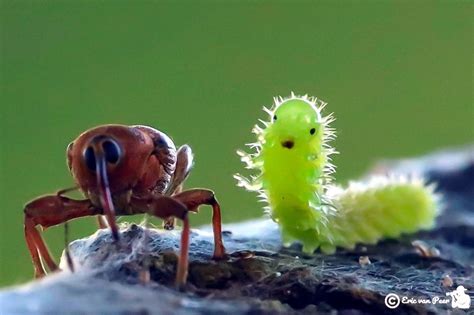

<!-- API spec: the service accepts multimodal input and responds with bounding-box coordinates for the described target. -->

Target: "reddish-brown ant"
[24,124,226,287]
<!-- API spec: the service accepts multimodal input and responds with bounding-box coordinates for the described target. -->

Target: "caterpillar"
[235,93,440,254]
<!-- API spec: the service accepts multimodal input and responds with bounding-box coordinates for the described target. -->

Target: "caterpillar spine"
[235,94,440,253]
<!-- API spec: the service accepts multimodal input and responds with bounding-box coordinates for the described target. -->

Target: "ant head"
[67,125,153,198]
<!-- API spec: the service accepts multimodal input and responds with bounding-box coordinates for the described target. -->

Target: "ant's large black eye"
[310,128,316,135]
[273,115,277,121]
[102,140,121,164]
[84,147,96,171]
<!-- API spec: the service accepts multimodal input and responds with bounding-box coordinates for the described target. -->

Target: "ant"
[24,125,226,287]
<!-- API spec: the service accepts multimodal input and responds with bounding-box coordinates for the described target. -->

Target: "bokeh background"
[1,1,472,287]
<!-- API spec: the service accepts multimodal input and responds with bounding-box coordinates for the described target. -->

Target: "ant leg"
[56,186,79,196]
[25,219,60,272]
[176,213,190,289]
[172,189,226,259]
[162,184,183,230]
[131,196,190,288]
[24,194,99,277]
[24,222,44,278]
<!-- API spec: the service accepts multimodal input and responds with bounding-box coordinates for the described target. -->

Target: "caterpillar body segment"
[314,176,439,253]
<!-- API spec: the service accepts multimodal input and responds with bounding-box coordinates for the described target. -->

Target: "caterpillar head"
[267,97,324,152]
[236,93,337,193]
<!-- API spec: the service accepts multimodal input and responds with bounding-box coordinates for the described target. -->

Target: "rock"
[1,145,473,314]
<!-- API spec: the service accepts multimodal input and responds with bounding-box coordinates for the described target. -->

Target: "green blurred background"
[0,1,472,287]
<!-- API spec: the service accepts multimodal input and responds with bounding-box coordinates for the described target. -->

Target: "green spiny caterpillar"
[235,93,440,253]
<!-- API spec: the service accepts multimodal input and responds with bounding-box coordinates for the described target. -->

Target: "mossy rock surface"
[1,145,473,315]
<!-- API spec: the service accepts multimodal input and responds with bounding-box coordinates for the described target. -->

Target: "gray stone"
[1,145,473,315]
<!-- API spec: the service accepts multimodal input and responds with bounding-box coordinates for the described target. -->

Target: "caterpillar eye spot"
[281,140,294,149]
[273,115,277,121]
[310,128,316,135]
